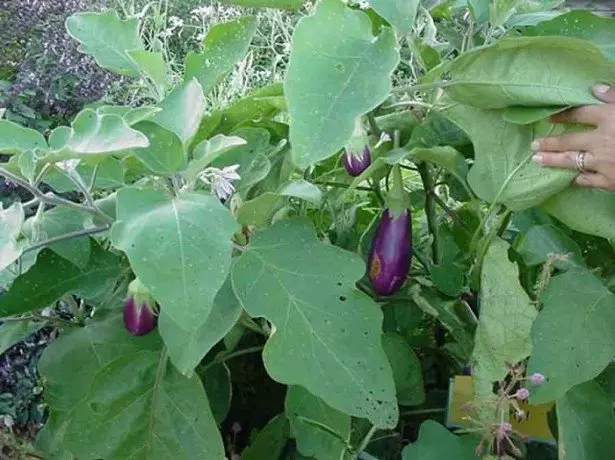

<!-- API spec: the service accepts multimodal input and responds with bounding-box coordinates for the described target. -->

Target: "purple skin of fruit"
[123,296,158,336]
[343,146,371,177]
[368,208,412,296]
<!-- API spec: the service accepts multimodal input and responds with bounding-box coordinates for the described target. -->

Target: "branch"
[23,225,110,254]
[418,163,442,264]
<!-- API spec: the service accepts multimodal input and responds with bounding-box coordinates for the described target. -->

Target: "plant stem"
[22,225,110,254]
[383,100,434,111]
[0,167,114,224]
[315,181,372,192]
[366,111,382,137]
[201,346,264,373]
[400,407,446,417]
[392,80,452,95]
[418,163,441,264]
[429,191,472,234]
[355,425,379,458]
[369,179,385,206]
[240,317,268,337]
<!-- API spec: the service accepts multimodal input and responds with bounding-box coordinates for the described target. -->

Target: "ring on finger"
[575,151,587,173]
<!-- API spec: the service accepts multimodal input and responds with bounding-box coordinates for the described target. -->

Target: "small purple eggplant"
[123,278,158,336]
[343,145,371,177]
[368,208,412,296]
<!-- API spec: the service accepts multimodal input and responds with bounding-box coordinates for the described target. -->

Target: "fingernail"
[531,140,541,152]
[593,84,611,94]
[531,155,543,165]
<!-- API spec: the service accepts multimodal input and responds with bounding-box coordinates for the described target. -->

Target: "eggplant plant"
[1,1,615,459]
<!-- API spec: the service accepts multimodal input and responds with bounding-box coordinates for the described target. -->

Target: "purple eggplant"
[123,278,158,336]
[342,145,371,177]
[368,208,412,296]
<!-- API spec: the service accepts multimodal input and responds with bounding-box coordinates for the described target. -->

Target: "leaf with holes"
[232,218,398,427]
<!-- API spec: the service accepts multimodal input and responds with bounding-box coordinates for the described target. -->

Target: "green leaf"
[402,420,477,460]
[232,219,398,427]
[431,262,465,297]
[96,105,161,126]
[541,187,615,240]
[183,134,247,183]
[0,242,122,317]
[236,192,283,227]
[369,0,419,34]
[528,267,615,403]
[0,203,24,273]
[0,119,47,155]
[152,79,206,144]
[410,111,470,148]
[128,50,166,97]
[524,10,615,61]
[132,121,185,174]
[110,188,238,375]
[472,239,537,397]
[49,109,149,160]
[242,414,290,460]
[285,0,399,168]
[381,332,425,406]
[443,103,573,211]
[0,321,42,355]
[411,146,470,196]
[278,179,322,205]
[446,36,615,108]
[201,363,232,424]
[557,380,615,459]
[285,386,351,460]
[172,278,243,377]
[22,207,92,268]
[501,106,569,125]
[45,157,125,192]
[219,0,304,9]
[42,339,224,458]
[185,17,257,94]
[468,0,490,23]
[513,224,582,269]
[66,10,143,76]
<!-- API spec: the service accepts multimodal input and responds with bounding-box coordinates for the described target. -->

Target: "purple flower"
[123,278,158,336]
[496,422,513,440]
[342,145,371,177]
[515,388,530,401]
[529,373,546,386]
[199,165,241,200]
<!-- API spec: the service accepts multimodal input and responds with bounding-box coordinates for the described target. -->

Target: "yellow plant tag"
[446,376,556,444]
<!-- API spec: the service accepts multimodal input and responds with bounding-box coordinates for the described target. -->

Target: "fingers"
[549,105,607,125]
[593,84,615,104]
[575,173,614,190]
[533,150,599,171]
[532,130,595,153]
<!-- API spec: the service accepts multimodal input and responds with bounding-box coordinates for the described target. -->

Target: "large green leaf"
[38,313,225,459]
[183,135,246,183]
[410,145,470,195]
[152,79,206,144]
[285,0,399,168]
[185,17,257,94]
[381,332,425,406]
[0,120,47,155]
[0,321,42,355]
[44,157,125,192]
[201,363,232,425]
[219,0,304,9]
[369,0,419,34]
[402,420,477,460]
[66,10,143,76]
[557,381,615,459]
[242,414,290,460]
[110,188,238,375]
[285,386,351,460]
[541,187,615,240]
[513,224,582,269]
[446,36,615,108]
[132,121,185,174]
[232,219,398,427]
[128,50,166,97]
[0,242,122,317]
[0,203,24,273]
[22,207,91,269]
[524,10,615,61]
[49,109,149,160]
[472,239,537,398]
[443,103,573,211]
[528,267,615,403]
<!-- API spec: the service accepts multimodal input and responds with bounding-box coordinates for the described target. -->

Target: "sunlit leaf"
[381,332,425,406]
[369,0,419,34]
[402,420,477,460]
[0,203,24,273]
[0,119,47,155]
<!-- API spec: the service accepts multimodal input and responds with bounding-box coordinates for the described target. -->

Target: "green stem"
[366,111,382,137]
[22,225,110,254]
[400,408,446,417]
[315,181,372,192]
[355,425,379,458]
[240,317,268,337]
[429,191,472,235]
[392,80,452,95]
[31,313,78,327]
[201,346,264,373]
[418,163,441,264]
[369,179,385,206]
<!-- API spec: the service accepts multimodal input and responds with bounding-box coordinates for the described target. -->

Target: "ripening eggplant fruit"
[123,277,158,336]
[342,116,372,177]
[343,145,371,177]
[368,165,412,296]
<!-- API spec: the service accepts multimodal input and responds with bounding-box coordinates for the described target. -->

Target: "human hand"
[531,84,615,190]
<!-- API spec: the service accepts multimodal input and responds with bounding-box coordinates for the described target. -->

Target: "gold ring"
[575,151,587,173]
